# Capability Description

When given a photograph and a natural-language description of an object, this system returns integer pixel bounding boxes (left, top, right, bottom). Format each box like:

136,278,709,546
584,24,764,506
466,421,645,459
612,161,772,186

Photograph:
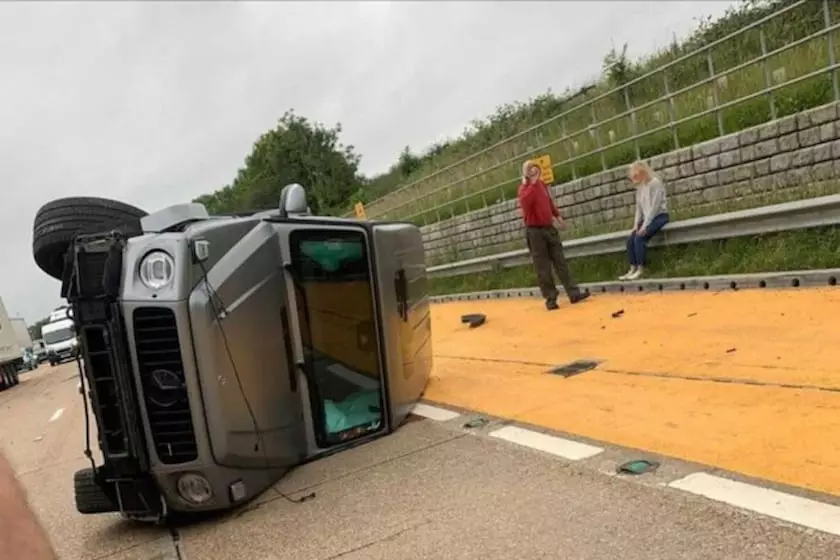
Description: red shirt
517,179,559,227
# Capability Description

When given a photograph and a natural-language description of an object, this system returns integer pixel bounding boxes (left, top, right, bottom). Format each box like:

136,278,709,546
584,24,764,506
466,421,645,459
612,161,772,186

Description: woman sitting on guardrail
620,160,670,281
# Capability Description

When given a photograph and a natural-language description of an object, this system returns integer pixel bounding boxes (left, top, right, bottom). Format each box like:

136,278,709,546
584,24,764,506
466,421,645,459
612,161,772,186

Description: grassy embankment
354,1,840,293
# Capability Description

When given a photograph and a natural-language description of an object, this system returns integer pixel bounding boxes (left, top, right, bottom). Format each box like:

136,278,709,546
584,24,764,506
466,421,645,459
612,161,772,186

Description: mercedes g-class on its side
31,185,432,522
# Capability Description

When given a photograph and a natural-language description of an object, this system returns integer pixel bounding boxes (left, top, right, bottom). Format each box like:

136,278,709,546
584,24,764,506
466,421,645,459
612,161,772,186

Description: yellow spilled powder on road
426,289,840,496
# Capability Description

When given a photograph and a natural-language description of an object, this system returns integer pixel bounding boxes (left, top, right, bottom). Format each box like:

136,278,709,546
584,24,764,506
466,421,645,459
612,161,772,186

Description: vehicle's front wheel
32,197,148,281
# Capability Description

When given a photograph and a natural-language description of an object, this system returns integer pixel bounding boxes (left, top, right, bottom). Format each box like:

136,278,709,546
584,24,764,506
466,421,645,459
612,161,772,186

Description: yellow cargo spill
427,289,840,496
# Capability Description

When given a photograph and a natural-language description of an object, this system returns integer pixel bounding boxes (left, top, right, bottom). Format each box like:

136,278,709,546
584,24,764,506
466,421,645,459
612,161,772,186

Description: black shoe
570,292,590,304
546,298,559,310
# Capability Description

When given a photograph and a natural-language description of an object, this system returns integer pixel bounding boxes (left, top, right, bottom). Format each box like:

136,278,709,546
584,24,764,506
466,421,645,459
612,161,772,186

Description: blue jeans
627,213,670,267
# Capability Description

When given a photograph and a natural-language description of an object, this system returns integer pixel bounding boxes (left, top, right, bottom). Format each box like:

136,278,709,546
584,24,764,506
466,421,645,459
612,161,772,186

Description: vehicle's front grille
132,307,198,465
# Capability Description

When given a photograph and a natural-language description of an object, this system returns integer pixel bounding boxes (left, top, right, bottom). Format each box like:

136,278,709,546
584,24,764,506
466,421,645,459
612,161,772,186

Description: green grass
428,226,840,296
358,0,840,226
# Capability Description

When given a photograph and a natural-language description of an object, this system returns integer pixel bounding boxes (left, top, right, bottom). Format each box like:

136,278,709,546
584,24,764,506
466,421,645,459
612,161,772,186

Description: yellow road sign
531,154,555,185
354,202,367,220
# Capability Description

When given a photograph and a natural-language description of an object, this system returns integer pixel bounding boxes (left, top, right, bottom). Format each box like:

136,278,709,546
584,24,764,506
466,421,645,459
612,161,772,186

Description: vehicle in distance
41,306,79,366
0,297,22,390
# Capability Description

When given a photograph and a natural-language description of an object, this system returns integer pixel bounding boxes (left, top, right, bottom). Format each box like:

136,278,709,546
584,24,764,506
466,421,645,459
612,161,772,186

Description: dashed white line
489,425,604,461
412,403,460,421
669,472,840,537
48,408,64,423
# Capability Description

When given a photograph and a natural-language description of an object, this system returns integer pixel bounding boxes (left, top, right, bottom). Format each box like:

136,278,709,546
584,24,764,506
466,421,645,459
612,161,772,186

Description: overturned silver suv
31,185,432,522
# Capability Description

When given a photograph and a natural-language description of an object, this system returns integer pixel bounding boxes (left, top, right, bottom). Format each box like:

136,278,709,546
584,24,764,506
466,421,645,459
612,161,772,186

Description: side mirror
278,184,310,218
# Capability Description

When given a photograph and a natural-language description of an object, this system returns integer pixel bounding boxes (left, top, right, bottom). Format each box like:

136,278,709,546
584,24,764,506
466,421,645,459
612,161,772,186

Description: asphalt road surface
1,362,839,560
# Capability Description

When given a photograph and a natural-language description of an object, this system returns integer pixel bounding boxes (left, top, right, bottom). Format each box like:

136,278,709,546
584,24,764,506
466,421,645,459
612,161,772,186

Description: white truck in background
11,317,33,350
0,297,22,390
41,305,78,366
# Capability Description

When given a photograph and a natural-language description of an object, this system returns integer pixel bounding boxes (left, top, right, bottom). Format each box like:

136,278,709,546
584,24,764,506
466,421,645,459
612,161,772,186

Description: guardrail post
707,52,726,137
590,105,607,171
662,72,680,150
758,27,778,120
624,86,641,161
561,117,577,179
824,0,840,102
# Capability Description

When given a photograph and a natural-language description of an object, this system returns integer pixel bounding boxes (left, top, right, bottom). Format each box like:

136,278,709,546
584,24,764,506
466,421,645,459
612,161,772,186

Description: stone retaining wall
421,101,840,263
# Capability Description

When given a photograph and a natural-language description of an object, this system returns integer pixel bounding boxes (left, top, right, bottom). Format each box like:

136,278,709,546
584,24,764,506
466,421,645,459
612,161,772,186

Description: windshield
43,327,75,345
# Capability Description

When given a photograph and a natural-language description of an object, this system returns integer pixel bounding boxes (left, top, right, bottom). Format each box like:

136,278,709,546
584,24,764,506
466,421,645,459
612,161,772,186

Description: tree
396,146,421,178
603,42,635,89
197,110,364,216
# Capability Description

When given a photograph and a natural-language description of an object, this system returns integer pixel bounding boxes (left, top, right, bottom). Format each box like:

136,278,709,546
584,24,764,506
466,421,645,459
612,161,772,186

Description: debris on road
726,348,737,353
463,417,489,429
461,313,487,328
611,309,625,318
616,459,660,475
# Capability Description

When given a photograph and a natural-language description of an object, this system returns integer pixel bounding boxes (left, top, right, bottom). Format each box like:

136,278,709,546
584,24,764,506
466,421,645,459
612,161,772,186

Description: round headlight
139,251,175,290
176,473,213,505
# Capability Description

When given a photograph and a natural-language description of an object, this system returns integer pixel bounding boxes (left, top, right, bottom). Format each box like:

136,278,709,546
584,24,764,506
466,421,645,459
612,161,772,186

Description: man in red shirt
518,160,590,310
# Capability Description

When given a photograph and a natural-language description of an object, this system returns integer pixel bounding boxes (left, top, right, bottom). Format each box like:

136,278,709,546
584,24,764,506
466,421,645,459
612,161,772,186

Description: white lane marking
48,408,64,423
669,472,840,537
412,403,460,421
489,426,603,461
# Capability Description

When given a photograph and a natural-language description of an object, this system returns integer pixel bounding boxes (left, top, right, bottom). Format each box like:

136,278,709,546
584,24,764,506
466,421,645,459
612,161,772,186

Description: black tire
74,468,118,514
33,197,148,281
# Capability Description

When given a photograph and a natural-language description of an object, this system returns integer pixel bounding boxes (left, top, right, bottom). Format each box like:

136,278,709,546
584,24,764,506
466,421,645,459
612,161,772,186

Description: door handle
394,269,408,322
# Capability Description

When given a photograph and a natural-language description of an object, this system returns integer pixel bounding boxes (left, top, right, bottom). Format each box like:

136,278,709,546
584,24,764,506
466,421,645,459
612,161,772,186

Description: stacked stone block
421,101,840,264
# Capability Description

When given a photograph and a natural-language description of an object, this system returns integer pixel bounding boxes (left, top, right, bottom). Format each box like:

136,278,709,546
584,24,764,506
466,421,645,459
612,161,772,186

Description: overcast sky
0,0,738,325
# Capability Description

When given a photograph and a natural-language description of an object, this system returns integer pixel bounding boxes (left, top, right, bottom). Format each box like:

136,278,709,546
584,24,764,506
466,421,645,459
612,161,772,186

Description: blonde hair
522,159,540,181
628,160,656,184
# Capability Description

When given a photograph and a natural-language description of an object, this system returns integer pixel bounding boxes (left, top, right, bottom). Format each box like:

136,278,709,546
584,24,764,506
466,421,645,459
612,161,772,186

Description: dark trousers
627,213,670,267
526,226,581,301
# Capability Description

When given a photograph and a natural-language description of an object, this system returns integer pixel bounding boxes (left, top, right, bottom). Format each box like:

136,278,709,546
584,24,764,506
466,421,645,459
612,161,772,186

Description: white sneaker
619,267,637,281
626,267,644,280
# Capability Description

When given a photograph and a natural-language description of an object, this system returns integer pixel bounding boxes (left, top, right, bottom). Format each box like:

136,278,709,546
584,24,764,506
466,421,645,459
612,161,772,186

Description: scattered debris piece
460,313,486,328
33,436,43,443
687,312,697,318
616,459,660,475
726,348,737,353
549,360,599,378
611,309,625,319
463,417,489,429
293,492,316,503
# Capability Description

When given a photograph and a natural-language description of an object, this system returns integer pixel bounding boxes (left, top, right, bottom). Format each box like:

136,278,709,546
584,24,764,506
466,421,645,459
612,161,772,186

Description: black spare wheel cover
32,196,148,280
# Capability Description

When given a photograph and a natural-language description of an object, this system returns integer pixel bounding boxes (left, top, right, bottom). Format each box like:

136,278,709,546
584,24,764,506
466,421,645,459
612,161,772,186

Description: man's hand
554,217,567,230
638,227,647,236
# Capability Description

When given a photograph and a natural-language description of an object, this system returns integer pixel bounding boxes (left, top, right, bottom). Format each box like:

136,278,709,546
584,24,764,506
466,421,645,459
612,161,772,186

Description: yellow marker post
354,202,367,220
531,154,555,185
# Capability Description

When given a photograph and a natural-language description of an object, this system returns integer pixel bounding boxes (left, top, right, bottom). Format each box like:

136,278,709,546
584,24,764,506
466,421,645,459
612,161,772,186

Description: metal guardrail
359,0,839,224
427,194,840,279
430,267,840,303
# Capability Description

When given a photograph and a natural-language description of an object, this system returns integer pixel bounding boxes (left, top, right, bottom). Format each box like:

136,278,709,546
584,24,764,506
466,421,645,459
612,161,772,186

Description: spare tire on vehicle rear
32,197,148,281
